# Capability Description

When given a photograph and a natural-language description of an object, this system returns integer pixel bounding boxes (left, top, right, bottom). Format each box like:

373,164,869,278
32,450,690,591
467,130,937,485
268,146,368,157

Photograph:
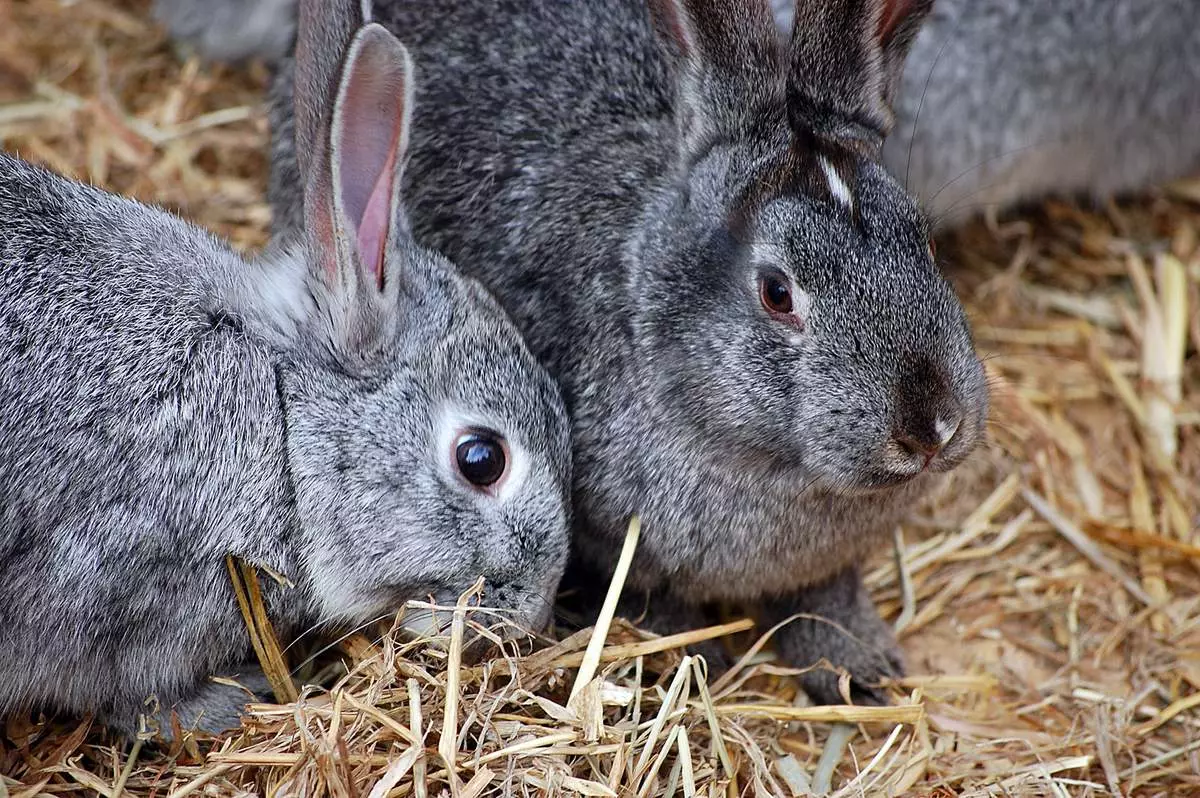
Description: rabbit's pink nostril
893,413,961,466
894,431,939,460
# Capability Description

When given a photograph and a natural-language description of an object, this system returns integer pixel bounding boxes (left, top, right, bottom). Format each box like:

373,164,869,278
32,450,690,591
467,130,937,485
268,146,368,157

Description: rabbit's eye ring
455,431,508,489
759,272,794,315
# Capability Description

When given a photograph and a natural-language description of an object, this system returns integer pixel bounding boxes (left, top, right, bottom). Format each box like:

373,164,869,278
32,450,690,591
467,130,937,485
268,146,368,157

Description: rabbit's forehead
398,262,562,427
734,139,924,227
742,196,845,263
417,332,566,453
751,164,924,247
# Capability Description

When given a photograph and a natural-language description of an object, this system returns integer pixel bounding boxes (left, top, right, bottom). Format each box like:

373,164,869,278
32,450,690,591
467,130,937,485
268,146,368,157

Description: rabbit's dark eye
759,272,794,315
455,431,508,489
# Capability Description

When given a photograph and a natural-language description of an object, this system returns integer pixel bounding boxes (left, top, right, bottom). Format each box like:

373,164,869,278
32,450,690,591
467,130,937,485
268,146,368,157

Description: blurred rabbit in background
154,0,1200,228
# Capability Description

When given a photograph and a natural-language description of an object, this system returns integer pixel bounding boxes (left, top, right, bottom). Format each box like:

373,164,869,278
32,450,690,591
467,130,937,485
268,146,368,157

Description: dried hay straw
2,1,1199,795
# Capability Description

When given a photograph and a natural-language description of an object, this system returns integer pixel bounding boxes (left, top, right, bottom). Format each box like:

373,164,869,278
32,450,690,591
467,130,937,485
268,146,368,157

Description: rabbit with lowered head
153,0,297,63
0,18,571,737
265,0,990,705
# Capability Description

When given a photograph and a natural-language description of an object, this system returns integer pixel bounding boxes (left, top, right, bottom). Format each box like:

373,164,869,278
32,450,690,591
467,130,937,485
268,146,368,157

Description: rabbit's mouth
825,467,939,496
386,593,541,666
846,413,984,490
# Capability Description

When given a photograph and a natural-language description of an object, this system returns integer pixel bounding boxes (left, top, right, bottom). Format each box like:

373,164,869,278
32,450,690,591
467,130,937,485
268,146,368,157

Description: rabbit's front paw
761,567,904,705
786,620,904,706
152,668,275,739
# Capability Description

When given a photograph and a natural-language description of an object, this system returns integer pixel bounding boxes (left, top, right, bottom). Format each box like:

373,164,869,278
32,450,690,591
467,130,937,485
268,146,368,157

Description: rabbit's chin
813,468,941,499
386,587,549,642
391,600,540,665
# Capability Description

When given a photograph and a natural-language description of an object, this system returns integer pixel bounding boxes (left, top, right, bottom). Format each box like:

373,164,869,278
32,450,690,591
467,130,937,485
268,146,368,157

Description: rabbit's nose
889,354,965,468
892,411,961,465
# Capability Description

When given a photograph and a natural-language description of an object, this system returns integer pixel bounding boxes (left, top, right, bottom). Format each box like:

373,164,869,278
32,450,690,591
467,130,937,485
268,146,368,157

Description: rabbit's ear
301,23,414,359
648,0,783,157
293,0,372,181
786,0,932,143
325,24,412,291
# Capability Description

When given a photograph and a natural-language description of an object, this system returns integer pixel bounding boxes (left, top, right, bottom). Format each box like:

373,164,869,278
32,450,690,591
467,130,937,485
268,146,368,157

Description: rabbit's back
765,0,1200,224
885,0,1200,223
377,0,667,134
0,154,297,722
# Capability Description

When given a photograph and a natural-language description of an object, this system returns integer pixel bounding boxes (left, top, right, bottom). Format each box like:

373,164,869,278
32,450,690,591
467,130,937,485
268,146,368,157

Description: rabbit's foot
761,567,904,706
109,667,275,741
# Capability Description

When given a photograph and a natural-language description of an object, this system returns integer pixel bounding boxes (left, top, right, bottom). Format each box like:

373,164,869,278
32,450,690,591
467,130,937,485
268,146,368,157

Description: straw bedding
1,1,1197,795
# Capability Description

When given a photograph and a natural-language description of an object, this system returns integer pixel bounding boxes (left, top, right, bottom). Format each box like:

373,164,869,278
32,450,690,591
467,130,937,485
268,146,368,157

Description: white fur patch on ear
818,155,855,211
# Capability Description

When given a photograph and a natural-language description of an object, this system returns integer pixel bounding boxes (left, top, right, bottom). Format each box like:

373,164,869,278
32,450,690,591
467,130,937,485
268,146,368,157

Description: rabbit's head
279,9,571,635
631,0,988,494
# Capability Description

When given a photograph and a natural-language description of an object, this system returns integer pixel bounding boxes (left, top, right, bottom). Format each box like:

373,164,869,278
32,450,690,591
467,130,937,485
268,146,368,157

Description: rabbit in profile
773,0,1200,227
0,15,571,738
263,0,989,704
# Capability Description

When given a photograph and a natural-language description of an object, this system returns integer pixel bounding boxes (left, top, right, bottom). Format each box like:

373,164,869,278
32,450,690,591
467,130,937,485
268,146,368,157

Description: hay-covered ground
2,1,1198,795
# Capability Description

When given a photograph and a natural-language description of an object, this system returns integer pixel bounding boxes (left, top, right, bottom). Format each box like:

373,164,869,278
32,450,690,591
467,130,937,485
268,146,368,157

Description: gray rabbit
153,0,297,63
157,0,1200,228
0,18,571,738
263,0,989,704
771,0,1200,227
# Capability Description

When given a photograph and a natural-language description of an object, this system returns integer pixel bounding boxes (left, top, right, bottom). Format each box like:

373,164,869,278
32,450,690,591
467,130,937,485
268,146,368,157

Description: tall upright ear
647,0,783,156
326,24,413,291
301,22,414,361
787,0,933,142
293,0,372,180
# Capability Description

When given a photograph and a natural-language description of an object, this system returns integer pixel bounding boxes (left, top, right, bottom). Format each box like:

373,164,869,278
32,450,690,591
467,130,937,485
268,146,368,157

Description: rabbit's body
273,0,937,594
0,152,304,732
154,0,296,63
0,11,571,736
270,0,989,703
772,0,1200,226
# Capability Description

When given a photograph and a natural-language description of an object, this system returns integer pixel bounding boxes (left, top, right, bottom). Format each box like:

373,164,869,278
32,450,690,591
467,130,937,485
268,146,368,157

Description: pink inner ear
875,0,916,45
356,134,399,290
331,29,409,292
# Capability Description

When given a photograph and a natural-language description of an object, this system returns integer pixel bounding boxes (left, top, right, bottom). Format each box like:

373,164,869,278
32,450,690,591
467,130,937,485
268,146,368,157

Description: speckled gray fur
772,0,1200,226
262,0,990,704
0,19,571,737
161,0,1200,229
154,0,297,62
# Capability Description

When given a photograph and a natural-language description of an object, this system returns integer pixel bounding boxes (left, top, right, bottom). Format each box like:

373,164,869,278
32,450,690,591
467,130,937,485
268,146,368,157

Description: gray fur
153,0,297,63
267,0,988,704
160,0,1200,229
774,0,1200,227
0,20,571,737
